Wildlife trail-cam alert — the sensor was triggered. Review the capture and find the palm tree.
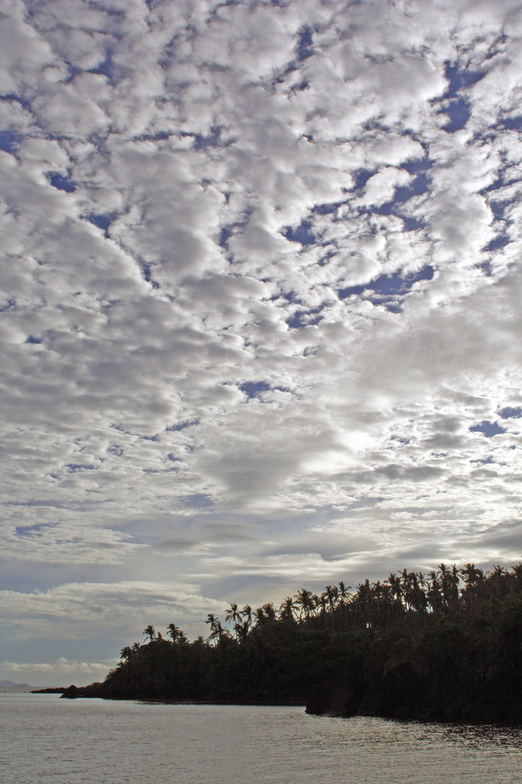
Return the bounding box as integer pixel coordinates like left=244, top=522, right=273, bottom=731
left=336, top=581, right=352, bottom=630
left=488, top=564, right=507, bottom=598
left=235, top=620, right=250, bottom=642
left=338, top=581, right=351, bottom=603
left=295, top=588, right=315, bottom=620
left=354, top=579, right=373, bottom=627
left=167, top=623, right=178, bottom=642
left=279, top=596, right=297, bottom=621
left=404, top=572, right=427, bottom=613
left=385, top=573, right=403, bottom=618
left=225, top=602, right=242, bottom=627
left=167, top=623, right=188, bottom=644
left=427, top=570, right=443, bottom=613
left=143, top=624, right=155, bottom=642
left=225, top=603, right=243, bottom=640
left=241, top=604, right=253, bottom=627
left=462, top=563, right=482, bottom=585
left=262, top=602, right=277, bottom=621
left=324, top=585, right=339, bottom=612
left=386, top=572, right=402, bottom=599
left=206, top=613, right=222, bottom=643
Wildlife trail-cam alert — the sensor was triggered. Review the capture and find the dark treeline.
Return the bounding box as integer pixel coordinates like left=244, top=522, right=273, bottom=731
left=64, top=562, right=522, bottom=724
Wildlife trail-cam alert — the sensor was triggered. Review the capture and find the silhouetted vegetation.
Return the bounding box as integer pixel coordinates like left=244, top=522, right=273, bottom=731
left=63, top=561, right=522, bottom=723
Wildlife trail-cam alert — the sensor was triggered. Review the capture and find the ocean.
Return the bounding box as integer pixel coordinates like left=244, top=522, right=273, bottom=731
left=2, top=693, right=522, bottom=783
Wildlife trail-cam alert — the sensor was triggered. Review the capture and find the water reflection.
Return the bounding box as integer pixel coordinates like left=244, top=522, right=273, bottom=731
left=3, top=696, right=522, bottom=784
left=440, top=722, right=522, bottom=749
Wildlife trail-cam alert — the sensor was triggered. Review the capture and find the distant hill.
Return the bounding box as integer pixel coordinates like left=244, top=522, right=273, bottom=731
left=0, top=680, right=34, bottom=692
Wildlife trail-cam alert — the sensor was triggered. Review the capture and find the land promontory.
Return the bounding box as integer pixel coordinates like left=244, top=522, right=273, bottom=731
left=61, top=562, right=522, bottom=724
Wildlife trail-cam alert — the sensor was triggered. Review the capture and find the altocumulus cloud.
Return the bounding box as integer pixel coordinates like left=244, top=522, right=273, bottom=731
left=2, top=0, right=522, bottom=684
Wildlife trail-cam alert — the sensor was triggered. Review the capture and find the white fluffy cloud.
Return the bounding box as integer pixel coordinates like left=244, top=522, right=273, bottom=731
left=2, top=0, right=522, bottom=684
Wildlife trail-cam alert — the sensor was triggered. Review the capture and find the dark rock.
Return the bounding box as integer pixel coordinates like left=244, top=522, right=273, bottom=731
left=60, top=685, right=80, bottom=699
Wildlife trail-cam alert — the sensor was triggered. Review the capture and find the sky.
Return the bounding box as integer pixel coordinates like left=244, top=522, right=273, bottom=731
left=1, top=0, right=522, bottom=686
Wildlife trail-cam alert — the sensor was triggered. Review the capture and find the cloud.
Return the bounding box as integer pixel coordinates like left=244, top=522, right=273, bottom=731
left=2, top=658, right=115, bottom=675
left=2, top=0, right=522, bottom=677
left=0, top=580, right=223, bottom=642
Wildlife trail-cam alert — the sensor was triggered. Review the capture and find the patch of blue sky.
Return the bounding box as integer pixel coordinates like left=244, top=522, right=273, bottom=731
left=471, top=455, right=495, bottom=465
left=66, top=464, right=96, bottom=472
left=49, top=173, right=76, bottom=193
left=193, top=126, right=235, bottom=151
left=475, top=260, right=493, bottom=276
left=193, top=126, right=221, bottom=150
left=354, top=169, right=374, bottom=190
left=15, top=523, right=51, bottom=538
left=140, top=261, right=160, bottom=288
left=219, top=226, right=234, bottom=249
left=401, top=216, right=425, bottom=231
left=469, top=420, right=507, bottom=437
left=89, top=52, right=125, bottom=85
left=135, top=130, right=171, bottom=142
left=339, top=265, right=434, bottom=304
left=437, top=63, right=485, bottom=133
left=0, top=93, right=32, bottom=110
left=296, top=27, right=314, bottom=61
left=373, top=173, right=430, bottom=218
left=277, top=289, right=299, bottom=304
left=444, top=63, right=485, bottom=97
left=442, top=98, right=471, bottom=133
left=219, top=208, right=254, bottom=250
left=282, top=219, right=316, bottom=245
left=352, top=163, right=431, bottom=226
left=0, top=131, right=18, bottom=153
left=25, top=335, right=43, bottom=344
left=396, top=172, right=430, bottom=199
left=240, top=381, right=271, bottom=399
left=166, top=419, right=199, bottom=432
left=483, top=235, right=509, bottom=252
left=286, top=306, right=324, bottom=329
left=87, top=213, right=117, bottom=236
left=292, top=79, right=309, bottom=92
left=486, top=201, right=510, bottom=224
left=498, top=406, right=522, bottom=420
left=501, top=116, right=522, bottom=130
left=313, top=201, right=344, bottom=216
left=483, top=161, right=520, bottom=194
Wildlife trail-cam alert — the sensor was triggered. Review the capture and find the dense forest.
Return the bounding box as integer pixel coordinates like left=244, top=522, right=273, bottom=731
left=63, top=561, right=522, bottom=724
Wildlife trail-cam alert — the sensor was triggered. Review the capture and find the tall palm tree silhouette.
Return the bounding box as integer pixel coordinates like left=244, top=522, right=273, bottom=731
left=143, top=624, right=155, bottom=642
left=241, top=604, right=253, bottom=627
left=295, top=588, right=315, bottom=620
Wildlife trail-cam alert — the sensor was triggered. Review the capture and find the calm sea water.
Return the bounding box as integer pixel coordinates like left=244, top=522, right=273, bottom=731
left=2, top=693, right=522, bottom=784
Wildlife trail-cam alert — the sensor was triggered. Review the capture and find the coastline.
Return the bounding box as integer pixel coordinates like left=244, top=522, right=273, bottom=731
left=58, top=678, right=522, bottom=726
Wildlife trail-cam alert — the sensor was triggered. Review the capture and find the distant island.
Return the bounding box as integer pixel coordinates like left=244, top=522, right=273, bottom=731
left=0, top=680, right=33, bottom=693
left=61, top=561, right=522, bottom=724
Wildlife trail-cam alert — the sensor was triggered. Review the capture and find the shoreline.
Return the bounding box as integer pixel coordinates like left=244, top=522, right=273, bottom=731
left=56, top=683, right=522, bottom=726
